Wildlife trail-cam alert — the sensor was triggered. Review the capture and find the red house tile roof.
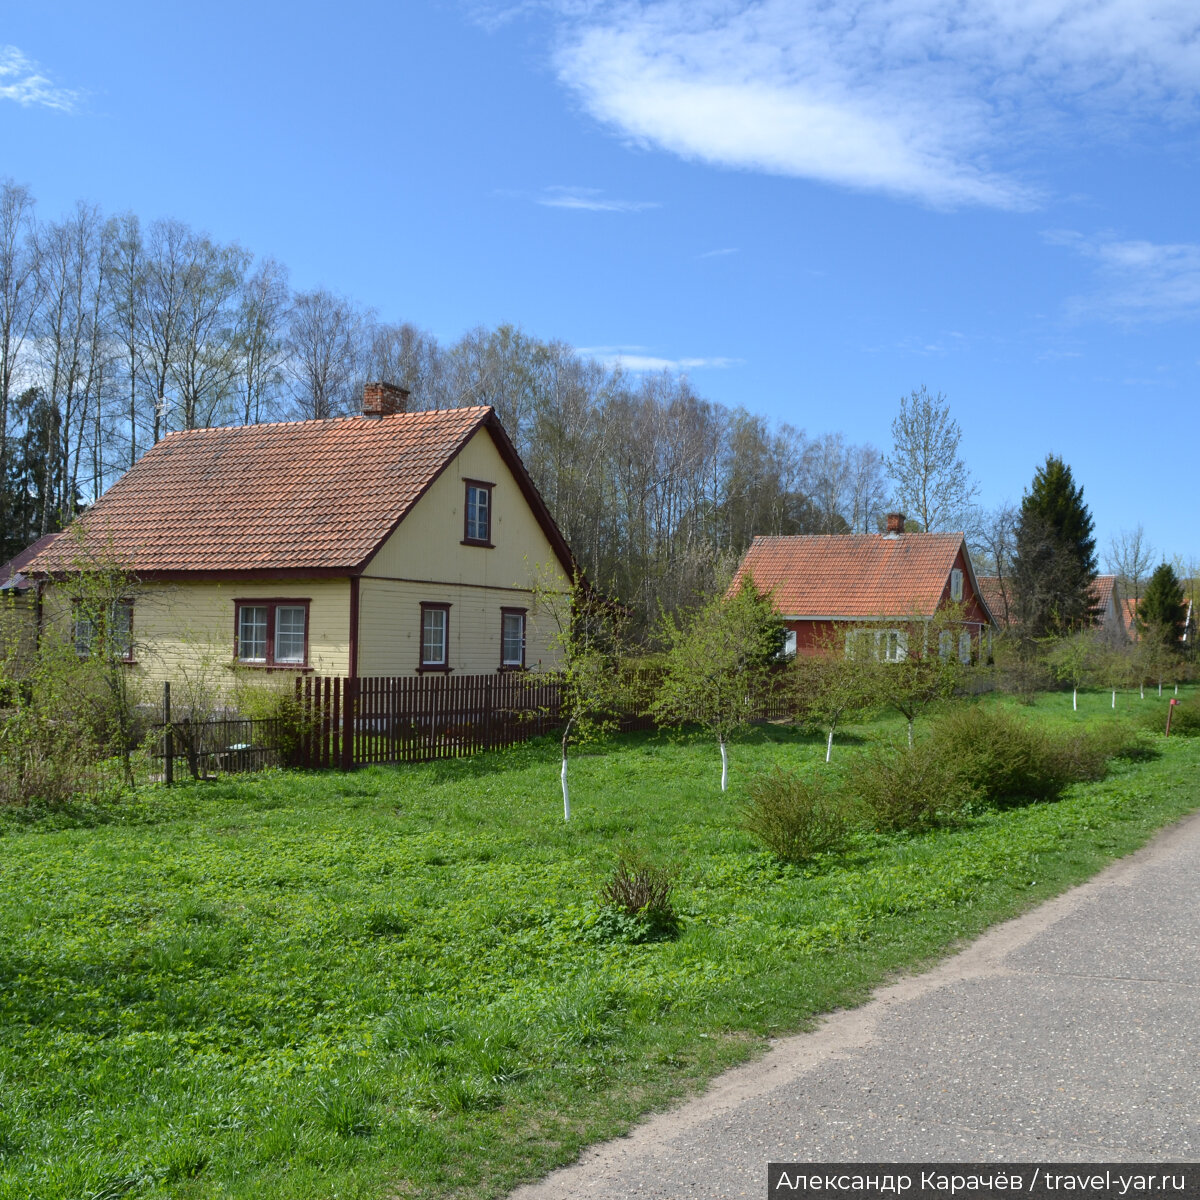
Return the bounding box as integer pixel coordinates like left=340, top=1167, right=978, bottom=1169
left=28, top=408, right=573, bottom=577
left=1091, top=574, right=1116, bottom=614
left=977, top=573, right=1119, bottom=631
left=976, top=575, right=1014, bottom=627
left=733, top=533, right=981, bottom=619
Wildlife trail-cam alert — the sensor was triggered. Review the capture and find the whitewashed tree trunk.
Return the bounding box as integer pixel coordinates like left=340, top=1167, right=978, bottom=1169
left=826, top=727, right=834, bottom=763
left=1073, top=686, right=1078, bottom=711
left=719, top=738, right=728, bottom=791
left=1112, top=689, right=1116, bottom=708
left=561, top=751, right=570, bottom=821
left=907, top=719, right=914, bottom=747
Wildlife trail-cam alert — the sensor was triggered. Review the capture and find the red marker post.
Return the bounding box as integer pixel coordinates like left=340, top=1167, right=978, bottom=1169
left=1166, top=697, right=1179, bottom=736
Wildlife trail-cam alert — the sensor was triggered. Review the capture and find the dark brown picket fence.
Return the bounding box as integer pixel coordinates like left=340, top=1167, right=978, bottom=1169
left=151, top=666, right=792, bottom=777
left=291, top=671, right=659, bottom=770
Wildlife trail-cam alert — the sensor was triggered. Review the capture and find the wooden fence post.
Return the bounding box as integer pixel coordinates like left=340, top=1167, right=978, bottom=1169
left=163, top=681, right=174, bottom=786
left=341, top=677, right=357, bottom=771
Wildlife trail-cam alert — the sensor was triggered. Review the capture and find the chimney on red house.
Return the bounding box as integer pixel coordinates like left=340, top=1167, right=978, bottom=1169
left=885, top=512, right=906, bottom=535
left=362, top=380, right=410, bottom=418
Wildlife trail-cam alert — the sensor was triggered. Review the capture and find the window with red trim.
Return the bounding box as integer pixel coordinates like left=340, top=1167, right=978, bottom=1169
left=500, top=608, right=526, bottom=669
left=235, top=600, right=310, bottom=667
left=419, top=602, right=451, bottom=670
left=463, top=480, right=494, bottom=546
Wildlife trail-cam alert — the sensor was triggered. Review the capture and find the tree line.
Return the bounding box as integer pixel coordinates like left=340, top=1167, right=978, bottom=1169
left=0, top=180, right=894, bottom=620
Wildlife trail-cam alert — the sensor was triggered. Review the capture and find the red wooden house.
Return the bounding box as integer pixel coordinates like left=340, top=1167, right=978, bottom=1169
left=731, top=513, right=996, bottom=663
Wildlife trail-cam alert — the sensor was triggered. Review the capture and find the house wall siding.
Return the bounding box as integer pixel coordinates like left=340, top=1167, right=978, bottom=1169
left=42, top=577, right=352, bottom=692
left=357, top=579, right=559, bottom=675
left=358, top=426, right=568, bottom=673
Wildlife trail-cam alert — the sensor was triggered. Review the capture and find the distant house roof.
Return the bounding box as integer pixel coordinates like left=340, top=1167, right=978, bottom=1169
left=976, top=573, right=1124, bottom=634
left=27, top=407, right=574, bottom=578
left=0, top=532, right=61, bottom=592
left=732, top=532, right=992, bottom=621
left=1091, top=574, right=1117, bottom=614
left=976, top=575, right=1013, bottom=627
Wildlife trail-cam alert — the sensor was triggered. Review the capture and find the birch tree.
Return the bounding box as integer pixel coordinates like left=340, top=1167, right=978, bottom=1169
left=0, top=180, right=41, bottom=548
left=885, top=386, right=978, bottom=532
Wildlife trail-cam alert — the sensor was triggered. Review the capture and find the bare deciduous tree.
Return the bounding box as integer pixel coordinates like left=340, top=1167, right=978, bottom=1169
left=1106, top=524, right=1155, bottom=608
left=885, top=386, right=978, bottom=532
left=0, top=180, right=41, bottom=540
left=285, top=287, right=366, bottom=419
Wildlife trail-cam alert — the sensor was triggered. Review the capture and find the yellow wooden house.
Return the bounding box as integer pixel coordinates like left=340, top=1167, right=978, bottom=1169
left=27, top=383, right=575, bottom=687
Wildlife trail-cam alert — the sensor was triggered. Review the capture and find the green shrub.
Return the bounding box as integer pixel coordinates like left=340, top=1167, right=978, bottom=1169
left=926, top=704, right=1071, bottom=804
left=1049, top=722, right=1143, bottom=782
left=594, top=851, right=679, bottom=943
left=740, top=767, right=855, bottom=863
left=849, top=740, right=980, bottom=832
left=924, top=705, right=1144, bottom=808
left=1140, top=695, right=1200, bottom=737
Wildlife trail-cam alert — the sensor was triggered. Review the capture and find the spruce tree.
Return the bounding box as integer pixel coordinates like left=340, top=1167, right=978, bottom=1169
left=1138, top=562, right=1186, bottom=647
left=1012, top=455, right=1097, bottom=637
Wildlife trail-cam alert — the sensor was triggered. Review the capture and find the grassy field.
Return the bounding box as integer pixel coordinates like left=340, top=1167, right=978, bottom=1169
left=0, top=690, right=1196, bottom=1199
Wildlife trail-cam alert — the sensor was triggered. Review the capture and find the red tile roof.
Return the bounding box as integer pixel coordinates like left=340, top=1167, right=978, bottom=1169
left=1090, top=574, right=1116, bottom=614
left=976, top=575, right=1014, bottom=627
left=733, top=533, right=972, bottom=618
left=27, top=408, right=563, bottom=576
left=977, top=573, right=1122, bottom=632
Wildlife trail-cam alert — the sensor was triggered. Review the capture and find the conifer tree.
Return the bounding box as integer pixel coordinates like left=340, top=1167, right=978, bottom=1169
left=1138, top=562, right=1186, bottom=648
left=1012, top=455, right=1097, bottom=638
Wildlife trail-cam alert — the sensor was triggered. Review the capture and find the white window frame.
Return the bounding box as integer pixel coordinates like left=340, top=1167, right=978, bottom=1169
left=500, top=608, right=526, bottom=668
left=958, top=630, right=972, bottom=664
left=950, top=568, right=964, bottom=602
left=235, top=599, right=309, bottom=667
left=883, top=629, right=908, bottom=662
left=420, top=604, right=450, bottom=669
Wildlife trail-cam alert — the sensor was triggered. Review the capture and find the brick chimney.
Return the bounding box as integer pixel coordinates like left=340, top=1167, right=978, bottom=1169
left=885, top=512, right=906, bottom=535
left=362, top=380, right=410, bottom=418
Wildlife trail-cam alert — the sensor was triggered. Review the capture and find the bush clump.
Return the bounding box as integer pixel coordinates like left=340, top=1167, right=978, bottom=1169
left=740, top=767, right=856, bottom=863
left=924, top=704, right=1073, bottom=805
left=848, top=741, right=980, bottom=832
left=594, top=851, right=679, bottom=943
left=1139, top=694, right=1200, bottom=737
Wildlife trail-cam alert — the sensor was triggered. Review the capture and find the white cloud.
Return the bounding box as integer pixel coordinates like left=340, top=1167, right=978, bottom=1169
left=1049, top=230, right=1200, bottom=321
left=0, top=46, right=82, bottom=113
left=577, top=344, right=740, bottom=371
left=550, top=0, right=1200, bottom=210
left=698, top=247, right=738, bottom=258
left=536, top=185, right=660, bottom=212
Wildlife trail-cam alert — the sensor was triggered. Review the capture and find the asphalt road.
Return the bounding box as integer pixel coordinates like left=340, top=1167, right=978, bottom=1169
left=509, top=809, right=1200, bottom=1199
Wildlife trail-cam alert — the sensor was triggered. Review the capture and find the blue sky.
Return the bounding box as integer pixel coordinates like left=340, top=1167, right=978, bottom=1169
left=4, top=0, right=1199, bottom=566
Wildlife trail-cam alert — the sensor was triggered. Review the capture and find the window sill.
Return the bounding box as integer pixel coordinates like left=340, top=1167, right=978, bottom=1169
left=498, top=664, right=526, bottom=673
left=460, top=538, right=494, bottom=549
left=417, top=664, right=452, bottom=674
left=235, top=661, right=313, bottom=672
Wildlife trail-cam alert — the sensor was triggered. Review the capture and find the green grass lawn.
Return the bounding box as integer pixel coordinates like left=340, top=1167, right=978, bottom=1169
left=1, top=689, right=1197, bottom=1199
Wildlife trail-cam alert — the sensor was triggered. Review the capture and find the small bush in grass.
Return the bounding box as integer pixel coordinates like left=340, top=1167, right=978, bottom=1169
left=1140, top=694, right=1200, bottom=737
left=926, top=704, right=1069, bottom=805
left=594, top=851, right=679, bottom=943
left=1050, top=722, right=1144, bottom=782
left=849, top=741, right=980, bottom=832
left=740, top=767, right=855, bottom=863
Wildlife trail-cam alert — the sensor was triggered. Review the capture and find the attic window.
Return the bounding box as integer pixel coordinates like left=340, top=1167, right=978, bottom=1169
left=950, top=568, right=964, bottom=602
left=463, top=480, right=493, bottom=546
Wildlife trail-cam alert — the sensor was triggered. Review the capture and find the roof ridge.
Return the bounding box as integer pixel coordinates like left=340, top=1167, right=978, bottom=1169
left=157, top=405, right=493, bottom=439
